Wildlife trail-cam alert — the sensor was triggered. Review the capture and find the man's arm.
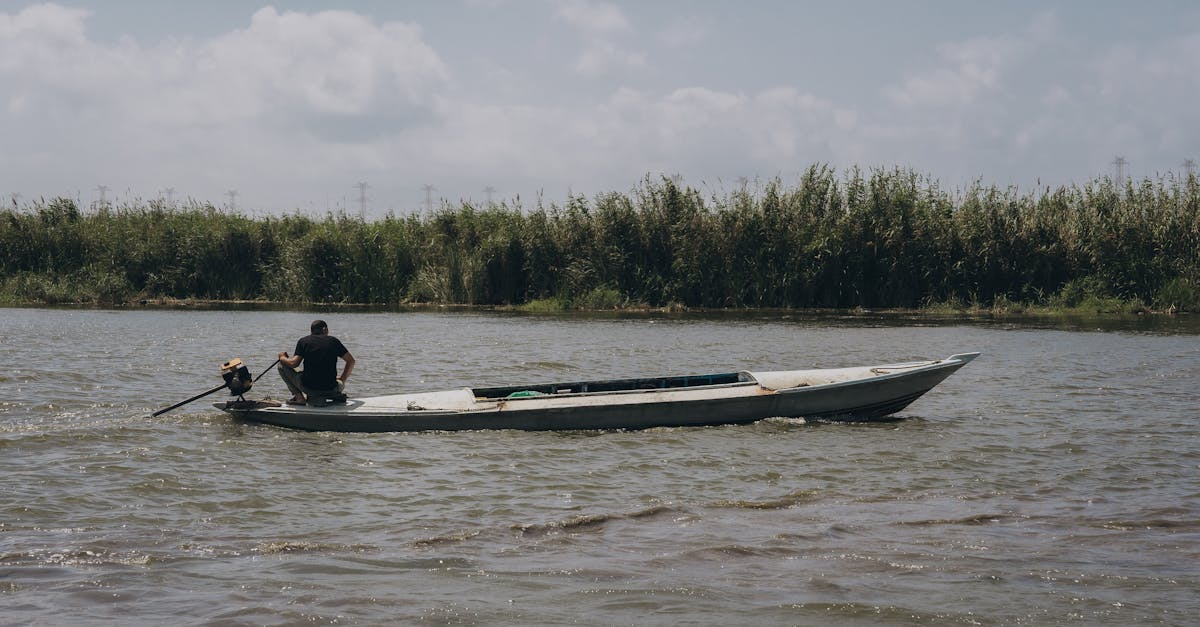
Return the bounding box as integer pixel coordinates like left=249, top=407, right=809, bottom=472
left=278, top=351, right=303, bottom=368
left=340, top=352, right=355, bottom=383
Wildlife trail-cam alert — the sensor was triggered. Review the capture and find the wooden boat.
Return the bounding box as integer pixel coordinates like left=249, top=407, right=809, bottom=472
left=214, top=353, right=979, bottom=432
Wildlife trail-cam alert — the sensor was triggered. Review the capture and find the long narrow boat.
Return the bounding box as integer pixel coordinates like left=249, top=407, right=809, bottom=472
left=214, top=353, right=978, bottom=432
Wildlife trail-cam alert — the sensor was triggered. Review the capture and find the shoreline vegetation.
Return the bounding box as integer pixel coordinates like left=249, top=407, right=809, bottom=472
left=3, top=166, right=1198, bottom=316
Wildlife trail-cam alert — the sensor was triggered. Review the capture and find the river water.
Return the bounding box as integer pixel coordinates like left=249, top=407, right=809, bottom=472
left=1, top=307, right=1197, bottom=625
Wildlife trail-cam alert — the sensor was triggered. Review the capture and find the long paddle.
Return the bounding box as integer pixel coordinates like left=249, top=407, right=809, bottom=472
left=151, top=358, right=280, bottom=417
left=252, top=358, right=281, bottom=383
left=151, top=383, right=229, bottom=417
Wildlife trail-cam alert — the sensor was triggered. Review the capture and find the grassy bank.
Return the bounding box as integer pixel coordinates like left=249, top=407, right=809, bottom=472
left=3, top=167, right=1199, bottom=312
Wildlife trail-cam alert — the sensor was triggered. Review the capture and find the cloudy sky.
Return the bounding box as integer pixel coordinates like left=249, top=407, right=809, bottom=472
left=2, top=1, right=1198, bottom=216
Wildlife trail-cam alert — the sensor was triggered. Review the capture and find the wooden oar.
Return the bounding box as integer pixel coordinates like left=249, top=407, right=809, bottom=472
left=152, top=383, right=228, bottom=417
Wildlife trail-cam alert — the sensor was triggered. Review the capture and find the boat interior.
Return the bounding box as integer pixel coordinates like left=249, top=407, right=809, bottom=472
left=472, top=372, right=754, bottom=400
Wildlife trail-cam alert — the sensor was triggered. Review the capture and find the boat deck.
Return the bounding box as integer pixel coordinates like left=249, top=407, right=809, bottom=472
left=472, top=372, right=751, bottom=399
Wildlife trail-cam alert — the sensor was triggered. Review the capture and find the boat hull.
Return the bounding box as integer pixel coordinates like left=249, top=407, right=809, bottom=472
left=215, top=353, right=978, bottom=433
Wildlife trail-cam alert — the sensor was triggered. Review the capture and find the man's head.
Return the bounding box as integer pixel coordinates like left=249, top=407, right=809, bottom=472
left=311, top=319, right=328, bottom=335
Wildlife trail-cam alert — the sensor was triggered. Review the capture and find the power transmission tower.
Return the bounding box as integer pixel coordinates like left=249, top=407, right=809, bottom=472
left=355, top=181, right=369, bottom=218
left=1183, top=159, right=1197, bottom=178
left=483, top=186, right=497, bottom=206
left=160, top=187, right=176, bottom=206
left=226, top=189, right=238, bottom=212
left=422, top=184, right=436, bottom=213
left=1113, top=156, right=1128, bottom=188
left=95, top=185, right=110, bottom=208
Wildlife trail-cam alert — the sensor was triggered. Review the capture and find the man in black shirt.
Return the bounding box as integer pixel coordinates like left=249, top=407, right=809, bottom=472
left=277, top=319, right=356, bottom=405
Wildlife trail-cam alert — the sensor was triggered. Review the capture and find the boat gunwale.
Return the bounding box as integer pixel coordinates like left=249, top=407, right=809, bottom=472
left=770, top=355, right=973, bottom=395
left=479, top=379, right=759, bottom=402
left=229, top=353, right=977, bottom=417
left=470, top=371, right=751, bottom=400
left=484, top=356, right=956, bottom=404
left=469, top=353, right=977, bottom=404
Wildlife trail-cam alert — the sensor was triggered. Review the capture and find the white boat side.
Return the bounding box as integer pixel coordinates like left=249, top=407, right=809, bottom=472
left=214, top=352, right=979, bottom=432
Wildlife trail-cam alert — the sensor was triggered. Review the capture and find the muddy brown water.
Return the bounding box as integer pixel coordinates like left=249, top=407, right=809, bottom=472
left=1, top=307, right=1197, bottom=624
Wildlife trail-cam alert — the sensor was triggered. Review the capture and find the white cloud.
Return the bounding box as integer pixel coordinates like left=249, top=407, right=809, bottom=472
left=0, top=4, right=126, bottom=99
left=552, top=0, right=643, bottom=77
left=425, top=99, right=572, bottom=177
left=660, top=15, right=710, bottom=47
left=3, top=3, right=1197, bottom=208
left=1025, top=10, right=1059, bottom=44
left=1, top=5, right=449, bottom=126
left=583, top=85, right=853, bottom=180
left=187, top=8, right=448, bottom=122
left=574, top=39, right=645, bottom=75
left=401, top=82, right=856, bottom=198
left=554, top=0, right=630, bottom=35
left=0, top=3, right=868, bottom=205
left=0, top=3, right=90, bottom=68
left=1081, top=32, right=1200, bottom=170
left=1095, top=34, right=1200, bottom=97
left=885, top=35, right=1029, bottom=107
left=0, top=3, right=452, bottom=208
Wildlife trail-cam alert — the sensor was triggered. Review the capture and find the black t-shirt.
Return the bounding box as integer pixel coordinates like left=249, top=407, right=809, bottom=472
left=295, top=333, right=348, bottom=391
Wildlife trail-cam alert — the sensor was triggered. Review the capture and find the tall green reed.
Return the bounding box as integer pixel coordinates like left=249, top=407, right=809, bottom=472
left=2, top=167, right=1197, bottom=310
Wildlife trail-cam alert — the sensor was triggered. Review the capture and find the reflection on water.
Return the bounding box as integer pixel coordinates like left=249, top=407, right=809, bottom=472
left=1, top=307, right=1198, bottom=624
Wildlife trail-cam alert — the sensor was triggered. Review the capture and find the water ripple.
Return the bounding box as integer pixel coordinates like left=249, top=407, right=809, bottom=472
left=2, top=308, right=1200, bottom=623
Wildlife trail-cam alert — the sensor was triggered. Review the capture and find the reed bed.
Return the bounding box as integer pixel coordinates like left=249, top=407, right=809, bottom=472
left=3, top=167, right=1197, bottom=312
